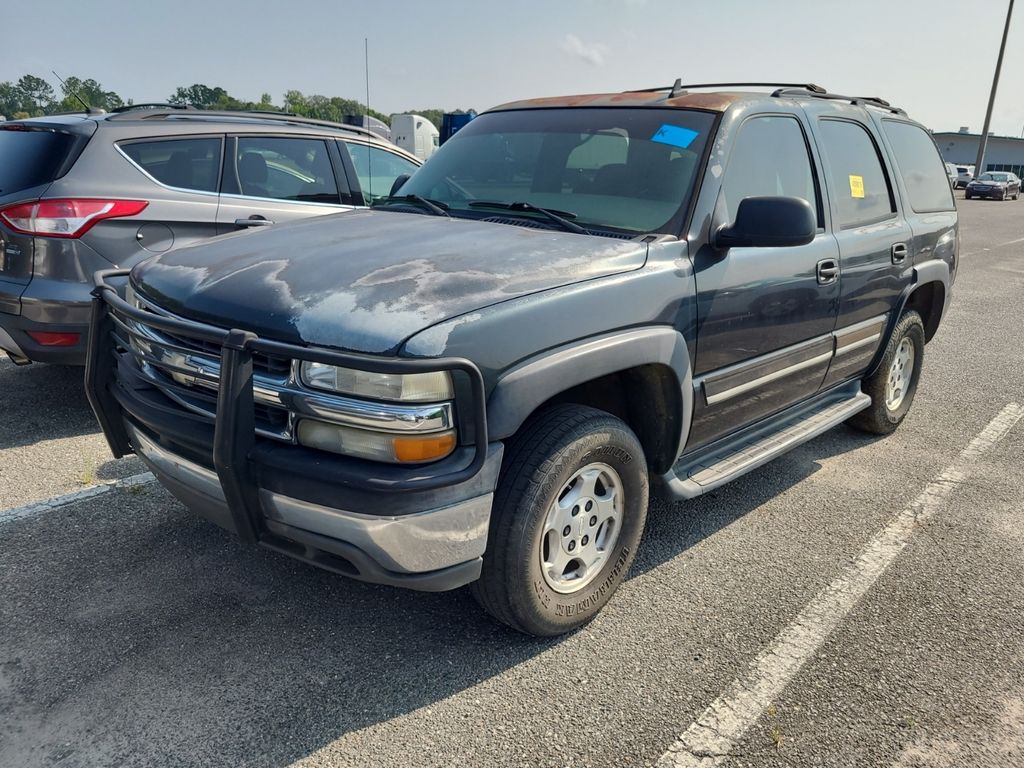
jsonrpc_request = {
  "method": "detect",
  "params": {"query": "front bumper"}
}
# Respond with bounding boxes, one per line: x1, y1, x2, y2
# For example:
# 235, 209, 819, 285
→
965, 186, 1005, 199
86, 269, 498, 591
127, 422, 498, 590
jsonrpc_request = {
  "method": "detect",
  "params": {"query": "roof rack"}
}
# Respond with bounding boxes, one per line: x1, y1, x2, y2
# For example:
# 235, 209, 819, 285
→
771, 87, 905, 115
110, 103, 196, 113
107, 108, 378, 137
628, 80, 827, 98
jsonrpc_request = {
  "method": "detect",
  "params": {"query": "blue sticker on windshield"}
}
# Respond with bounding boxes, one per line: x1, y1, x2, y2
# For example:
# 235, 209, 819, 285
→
651, 124, 699, 149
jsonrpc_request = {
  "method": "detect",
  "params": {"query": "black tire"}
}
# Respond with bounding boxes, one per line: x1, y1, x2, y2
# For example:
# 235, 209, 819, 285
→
964, 194, 972, 200
471, 404, 649, 636
848, 310, 926, 435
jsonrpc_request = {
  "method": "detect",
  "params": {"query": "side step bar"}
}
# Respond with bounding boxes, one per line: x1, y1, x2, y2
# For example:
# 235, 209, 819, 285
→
657, 388, 872, 500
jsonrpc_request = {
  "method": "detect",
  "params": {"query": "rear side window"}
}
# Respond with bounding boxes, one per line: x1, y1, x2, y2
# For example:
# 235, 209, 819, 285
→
0, 128, 79, 194
721, 115, 821, 226
881, 121, 955, 213
121, 137, 222, 193
816, 120, 895, 229
235, 136, 340, 204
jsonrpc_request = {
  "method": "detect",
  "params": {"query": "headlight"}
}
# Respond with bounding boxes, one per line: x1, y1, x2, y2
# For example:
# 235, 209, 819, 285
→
299, 361, 453, 402
297, 420, 456, 463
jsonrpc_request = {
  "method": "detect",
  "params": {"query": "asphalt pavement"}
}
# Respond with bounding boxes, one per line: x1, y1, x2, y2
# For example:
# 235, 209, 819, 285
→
1, 195, 1021, 767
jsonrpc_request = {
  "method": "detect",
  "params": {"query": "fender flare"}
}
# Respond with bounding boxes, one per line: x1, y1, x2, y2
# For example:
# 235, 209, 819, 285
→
487, 327, 693, 465
869, 258, 950, 376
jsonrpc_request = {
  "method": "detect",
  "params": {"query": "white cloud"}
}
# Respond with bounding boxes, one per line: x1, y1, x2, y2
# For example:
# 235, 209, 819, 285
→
560, 33, 608, 66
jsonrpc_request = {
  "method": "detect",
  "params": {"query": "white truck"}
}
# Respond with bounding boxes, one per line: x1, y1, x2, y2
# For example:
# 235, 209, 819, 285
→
389, 113, 439, 161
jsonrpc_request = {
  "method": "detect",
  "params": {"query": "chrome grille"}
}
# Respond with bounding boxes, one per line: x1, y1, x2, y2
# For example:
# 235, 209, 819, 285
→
111, 306, 295, 440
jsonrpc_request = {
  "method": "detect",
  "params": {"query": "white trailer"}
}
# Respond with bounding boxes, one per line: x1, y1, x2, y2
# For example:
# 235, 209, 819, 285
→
389, 114, 439, 162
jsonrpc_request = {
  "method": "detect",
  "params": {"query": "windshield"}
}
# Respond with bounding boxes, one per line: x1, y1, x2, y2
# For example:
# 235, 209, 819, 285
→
979, 172, 1009, 182
395, 108, 715, 235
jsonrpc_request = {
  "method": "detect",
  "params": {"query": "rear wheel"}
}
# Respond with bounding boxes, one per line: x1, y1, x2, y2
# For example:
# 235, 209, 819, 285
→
848, 311, 926, 435
964, 193, 972, 200
471, 404, 649, 636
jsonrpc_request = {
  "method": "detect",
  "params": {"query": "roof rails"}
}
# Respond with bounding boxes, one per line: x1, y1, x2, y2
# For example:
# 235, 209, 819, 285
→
110, 103, 196, 113
628, 80, 827, 98
106, 108, 378, 137
772, 87, 905, 115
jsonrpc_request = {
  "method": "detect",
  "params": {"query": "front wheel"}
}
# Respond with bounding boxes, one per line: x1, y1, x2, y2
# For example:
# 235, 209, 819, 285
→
471, 404, 649, 636
848, 310, 926, 435
964, 193, 972, 200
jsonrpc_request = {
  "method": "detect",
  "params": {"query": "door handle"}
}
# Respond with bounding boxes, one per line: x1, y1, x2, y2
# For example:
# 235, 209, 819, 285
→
816, 258, 839, 285
891, 242, 908, 264
234, 216, 274, 229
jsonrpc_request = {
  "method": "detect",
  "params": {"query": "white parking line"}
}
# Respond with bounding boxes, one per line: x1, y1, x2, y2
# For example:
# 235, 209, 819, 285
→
961, 236, 1024, 258
0, 472, 155, 526
657, 403, 1024, 768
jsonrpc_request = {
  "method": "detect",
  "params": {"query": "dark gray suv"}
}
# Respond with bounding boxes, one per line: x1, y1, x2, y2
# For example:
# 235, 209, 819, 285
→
0, 107, 420, 365
86, 82, 957, 635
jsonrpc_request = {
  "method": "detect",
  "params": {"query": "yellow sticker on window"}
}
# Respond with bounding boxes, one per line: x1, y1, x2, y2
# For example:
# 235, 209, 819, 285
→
849, 175, 865, 198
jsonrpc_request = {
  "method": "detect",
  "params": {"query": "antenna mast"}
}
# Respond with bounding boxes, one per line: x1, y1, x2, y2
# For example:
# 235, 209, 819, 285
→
52, 70, 92, 112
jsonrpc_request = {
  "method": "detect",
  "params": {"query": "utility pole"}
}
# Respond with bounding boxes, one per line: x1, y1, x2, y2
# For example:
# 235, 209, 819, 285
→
974, 0, 1015, 175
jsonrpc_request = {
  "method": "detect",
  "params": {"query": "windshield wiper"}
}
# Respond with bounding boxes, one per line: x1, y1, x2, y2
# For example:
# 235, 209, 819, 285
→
376, 194, 450, 217
468, 200, 587, 234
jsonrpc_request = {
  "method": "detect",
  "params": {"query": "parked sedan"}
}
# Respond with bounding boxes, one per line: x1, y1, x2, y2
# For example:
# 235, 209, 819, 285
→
964, 171, 1021, 201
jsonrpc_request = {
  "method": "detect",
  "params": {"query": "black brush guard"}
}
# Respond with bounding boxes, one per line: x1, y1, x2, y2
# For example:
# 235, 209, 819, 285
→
85, 269, 489, 547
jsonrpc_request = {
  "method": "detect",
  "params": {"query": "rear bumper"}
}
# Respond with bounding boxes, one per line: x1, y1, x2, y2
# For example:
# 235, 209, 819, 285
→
0, 276, 92, 365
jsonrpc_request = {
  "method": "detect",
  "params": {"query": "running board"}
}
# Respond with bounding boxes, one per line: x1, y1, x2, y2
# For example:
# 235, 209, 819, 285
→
658, 389, 872, 500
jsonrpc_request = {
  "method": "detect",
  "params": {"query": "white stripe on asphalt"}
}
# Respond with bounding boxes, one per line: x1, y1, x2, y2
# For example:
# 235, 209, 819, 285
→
657, 402, 1024, 768
0, 472, 155, 526
961, 235, 1024, 258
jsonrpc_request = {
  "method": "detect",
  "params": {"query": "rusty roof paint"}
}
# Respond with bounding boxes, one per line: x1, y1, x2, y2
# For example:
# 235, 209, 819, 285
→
490, 90, 743, 113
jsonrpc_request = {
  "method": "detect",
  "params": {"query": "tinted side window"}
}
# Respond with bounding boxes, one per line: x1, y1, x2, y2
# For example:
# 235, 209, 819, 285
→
235, 137, 339, 204
345, 143, 420, 204
121, 137, 221, 193
721, 116, 820, 225
817, 120, 895, 228
881, 121, 955, 213
0, 128, 79, 194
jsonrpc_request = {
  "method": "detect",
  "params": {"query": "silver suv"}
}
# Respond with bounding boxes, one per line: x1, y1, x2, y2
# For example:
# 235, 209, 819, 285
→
0, 106, 420, 365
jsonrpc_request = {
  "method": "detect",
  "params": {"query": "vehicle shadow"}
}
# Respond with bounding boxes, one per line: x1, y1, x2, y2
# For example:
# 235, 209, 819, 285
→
0, 359, 100, 450
633, 424, 878, 579
0, 424, 876, 767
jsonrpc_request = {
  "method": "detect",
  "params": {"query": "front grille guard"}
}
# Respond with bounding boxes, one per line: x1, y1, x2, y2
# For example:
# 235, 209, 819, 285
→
85, 269, 490, 545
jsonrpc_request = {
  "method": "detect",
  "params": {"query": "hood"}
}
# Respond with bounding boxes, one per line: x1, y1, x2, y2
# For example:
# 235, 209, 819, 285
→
132, 209, 647, 354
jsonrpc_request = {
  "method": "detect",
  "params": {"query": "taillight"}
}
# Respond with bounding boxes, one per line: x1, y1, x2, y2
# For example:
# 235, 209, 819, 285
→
0, 199, 148, 238
26, 331, 81, 347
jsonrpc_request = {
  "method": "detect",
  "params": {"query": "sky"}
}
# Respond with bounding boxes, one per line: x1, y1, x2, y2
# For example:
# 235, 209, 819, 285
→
5, 0, 1024, 137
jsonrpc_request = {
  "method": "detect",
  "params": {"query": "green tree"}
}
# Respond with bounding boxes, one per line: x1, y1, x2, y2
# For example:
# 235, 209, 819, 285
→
13, 74, 55, 116
0, 81, 19, 118
56, 76, 124, 112
168, 84, 229, 108
282, 90, 388, 123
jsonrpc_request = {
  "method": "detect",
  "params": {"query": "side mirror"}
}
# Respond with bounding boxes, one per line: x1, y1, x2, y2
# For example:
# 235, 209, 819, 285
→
389, 174, 411, 198
714, 196, 816, 249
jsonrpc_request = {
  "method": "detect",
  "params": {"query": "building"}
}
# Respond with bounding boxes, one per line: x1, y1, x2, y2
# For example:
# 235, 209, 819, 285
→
933, 129, 1024, 177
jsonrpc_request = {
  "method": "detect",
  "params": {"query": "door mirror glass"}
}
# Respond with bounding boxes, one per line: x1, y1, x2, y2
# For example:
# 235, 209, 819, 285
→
389, 173, 411, 198
715, 196, 816, 249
